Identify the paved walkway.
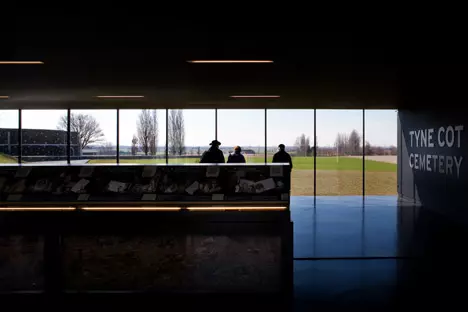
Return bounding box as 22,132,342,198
347,155,397,164
29,159,90,165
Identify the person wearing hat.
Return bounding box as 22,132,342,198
200,140,225,163
272,144,293,171
227,146,246,163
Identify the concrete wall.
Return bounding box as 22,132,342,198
0,129,80,157
398,110,467,221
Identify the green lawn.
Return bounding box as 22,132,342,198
0,154,18,164
89,156,396,172
289,157,396,172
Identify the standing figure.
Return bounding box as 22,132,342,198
272,144,293,171
200,140,225,163
227,146,246,163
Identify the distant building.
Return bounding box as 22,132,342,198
81,148,100,156
242,149,256,155
226,148,258,155
0,128,80,159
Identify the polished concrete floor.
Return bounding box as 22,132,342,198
2,196,466,310
292,196,468,311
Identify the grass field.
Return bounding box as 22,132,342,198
88,156,397,196
88,156,397,172
0,154,18,164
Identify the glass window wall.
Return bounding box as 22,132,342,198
0,110,19,163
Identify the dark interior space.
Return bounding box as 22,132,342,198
2,27,468,310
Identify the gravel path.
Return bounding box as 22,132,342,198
27,159,90,165
347,155,397,164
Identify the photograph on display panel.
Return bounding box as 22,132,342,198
0,165,291,204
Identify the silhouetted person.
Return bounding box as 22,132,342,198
273,144,293,171
200,140,225,163
227,146,246,163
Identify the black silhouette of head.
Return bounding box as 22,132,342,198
210,140,221,147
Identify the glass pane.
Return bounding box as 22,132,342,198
0,110,19,163
119,109,166,164
316,110,363,195
70,110,117,163
364,110,398,195
168,109,215,164
267,109,314,196
22,110,68,164
217,109,265,163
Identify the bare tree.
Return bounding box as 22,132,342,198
334,130,361,156
168,110,185,156
365,141,374,156
131,135,138,156
149,110,158,155
58,113,104,150
334,133,348,156
137,110,158,156
295,134,312,156
348,129,361,155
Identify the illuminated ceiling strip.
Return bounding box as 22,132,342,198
187,206,287,211
81,207,181,211
0,207,75,211
95,95,145,98
187,60,273,64
0,96,9,99
230,95,280,98
0,61,44,65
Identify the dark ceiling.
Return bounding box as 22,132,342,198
1,28,466,109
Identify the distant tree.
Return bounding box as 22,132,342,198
389,145,397,155
374,146,385,155
58,113,104,150
334,130,361,156
137,110,158,156
365,141,373,155
295,134,312,156
168,110,185,156
197,146,201,156
334,133,348,156
149,110,158,155
348,129,362,155
131,135,138,156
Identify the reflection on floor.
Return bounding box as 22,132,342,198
293,196,468,310
2,196,467,310
293,196,398,258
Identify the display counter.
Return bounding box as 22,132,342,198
0,164,292,303
0,163,290,209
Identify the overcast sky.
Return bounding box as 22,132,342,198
0,109,397,147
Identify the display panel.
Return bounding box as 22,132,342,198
0,235,44,291
63,234,281,292
0,164,290,204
